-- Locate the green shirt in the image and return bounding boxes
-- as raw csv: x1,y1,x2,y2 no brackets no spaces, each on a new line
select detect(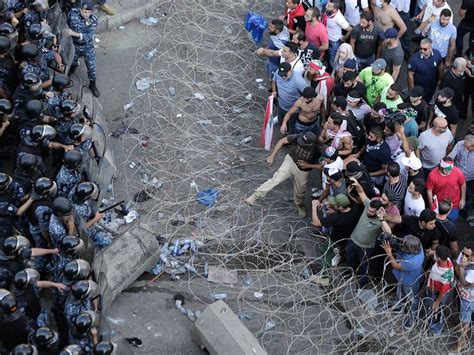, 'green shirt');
350,198,382,248
358,67,394,106
379,87,404,110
